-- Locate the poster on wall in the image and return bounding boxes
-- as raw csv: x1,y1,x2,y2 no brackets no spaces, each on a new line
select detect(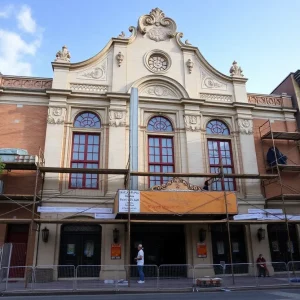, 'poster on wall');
197,243,207,258
67,244,75,255
118,190,140,213
111,244,121,260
